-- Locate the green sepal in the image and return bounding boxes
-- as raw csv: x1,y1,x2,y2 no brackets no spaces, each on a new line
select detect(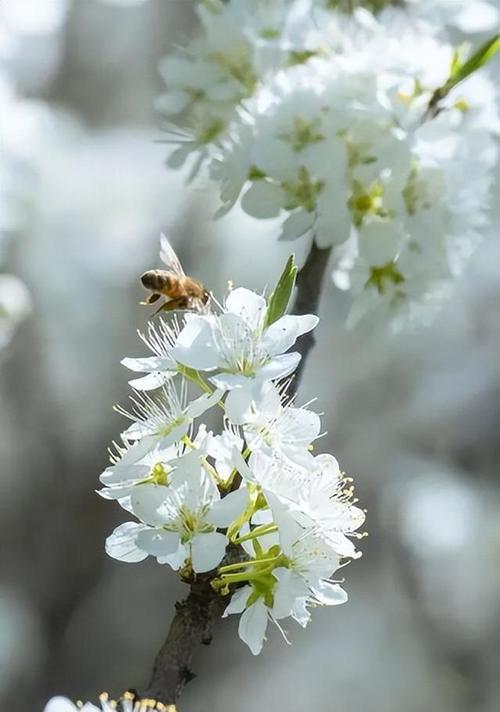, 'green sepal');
265,254,297,327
